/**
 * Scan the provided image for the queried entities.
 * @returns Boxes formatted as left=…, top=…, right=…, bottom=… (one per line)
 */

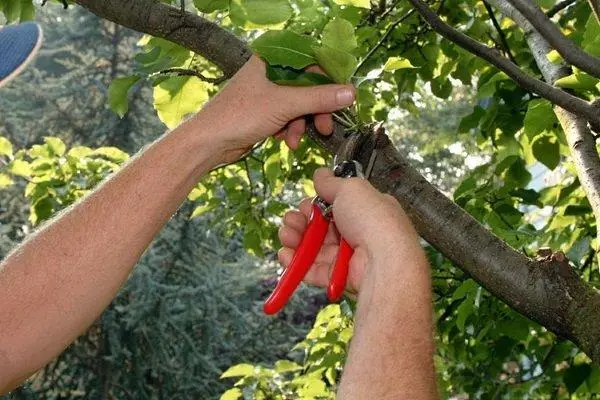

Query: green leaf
left=383, top=56, right=417, bottom=71
left=0, top=173, right=14, bottom=188
left=252, top=30, right=318, bottom=69
left=193, top=0, right=228, bottom=12
left=564, top=364, right=591, bottom=394
left=274, top=360, right=301, bottom=373
left=456, top=299, right=474, bottom=332
left=220, top=363, right=255, bottom=379
left=153, top=76, right=209, bottom=129
left=532, top=134, right=560, bottom=170
left=546, top=49, right=563, bottom=64
left=523, top=99, right=557, bottom=139
left=230, top=0, right=293, bottom=29
left=313, top=45, right=357, bottom=84
left=8, top=159, right=31, bottom=177
left=0, top=136, right=13, bottom=158
left=431, top=76, right=452, bottom=99
left=332, top=0, right=371, bottom=8
left=321, top=18, right=357, bottom=53
left=555, top=70, right=599, bottom=90
left=220, top=388, right=242, bottom=400
left=45, top=137, right=66, bottom=157
left=191, top=204, right=214, bottom=218
left=109, top=76, right=141, bottom=118
left=93, top=147, right=129, bottom=163
left=583, top=14, right=600, bottom=57
left=266, top=65, right=334, bottom=86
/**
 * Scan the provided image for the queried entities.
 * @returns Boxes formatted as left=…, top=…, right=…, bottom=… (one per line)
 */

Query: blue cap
left=0, top=22, right=43, bottom=89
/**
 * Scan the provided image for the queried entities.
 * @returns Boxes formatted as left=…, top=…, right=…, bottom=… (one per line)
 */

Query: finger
left=274, top=130, right=285, bottom=140
left=306, top=65, right=325, bottom=75
left=312, top=168, right=346, bottom=204
left=278, top=247, right=295, bottom=268
left=285, top=118, right=306, bottom=149
left=314, top=114, right=334, bottom=135
left=279, top=226, right=303, bottom=249
left=283, top=210, right=308, bottom=232
left=280, top=85, right=355, bottom=119
left=298, top=198, right=313, bottom=218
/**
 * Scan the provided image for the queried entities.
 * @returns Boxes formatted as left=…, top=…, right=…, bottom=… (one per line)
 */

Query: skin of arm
left=0, top=56, right=355, bottom=394
left=279, top=169, right=438, bottom=399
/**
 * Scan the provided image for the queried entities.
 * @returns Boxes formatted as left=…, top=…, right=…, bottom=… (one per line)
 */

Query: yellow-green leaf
left=384, top=56, right=417, bottom=71
left=332, top=0, right=371, bottom=8
left=153, top=76, right=210, bottom=129
left=8, top=159, right=31, bottom=177
left=45, top=137, right=66, bottom=157
left=322, top=18, right=357, bottom=53
left=0, top=136, right=13, bottom=158
left=220, top=363, right=255, bottom=379
left=109, top=76, right=141, bottom=118
left=220, top=388, right=242, bottom=400
left=0, top=173, right=14, bottom=188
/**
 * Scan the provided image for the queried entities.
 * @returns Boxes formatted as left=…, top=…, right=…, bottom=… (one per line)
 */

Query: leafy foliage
left=3, top=0, right=600, bottom=398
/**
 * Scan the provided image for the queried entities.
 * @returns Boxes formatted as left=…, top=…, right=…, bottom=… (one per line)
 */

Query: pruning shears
left=263, top=145, right=378, bottom=315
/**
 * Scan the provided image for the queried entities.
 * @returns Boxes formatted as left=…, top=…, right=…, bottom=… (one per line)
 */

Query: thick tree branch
left=505, top=0, right=600, bottom=78
left=73, top=0, right=600, bottom=362
left=71, top=0, right=251, bottom=78
left=405, top=0, right=600, bottom=129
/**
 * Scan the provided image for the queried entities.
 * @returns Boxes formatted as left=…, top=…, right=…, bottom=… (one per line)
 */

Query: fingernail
left=336, top=88, right=355, bottom=107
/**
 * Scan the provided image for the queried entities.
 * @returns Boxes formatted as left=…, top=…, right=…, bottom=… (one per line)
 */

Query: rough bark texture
left=74, top=0, right=600, bottom=362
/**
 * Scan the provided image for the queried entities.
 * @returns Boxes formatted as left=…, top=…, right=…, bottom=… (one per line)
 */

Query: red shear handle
left=263, top=202, right=329, bottom=315
left=327, top=238, right=353, bottom=302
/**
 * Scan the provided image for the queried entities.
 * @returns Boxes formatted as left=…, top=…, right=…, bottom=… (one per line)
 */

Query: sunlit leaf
left=109, top=76, right=141, bottom=118
left=153, top=76, right=210, bottom=129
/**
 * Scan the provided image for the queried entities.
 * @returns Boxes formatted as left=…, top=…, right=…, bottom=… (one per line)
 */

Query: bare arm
left=279, top=169, right=437, bottom=399
left=0, top=57, right=355, bottom=393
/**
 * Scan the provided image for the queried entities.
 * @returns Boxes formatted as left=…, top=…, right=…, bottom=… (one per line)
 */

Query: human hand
left=196, top=56, right=355, bottom=163
left=277, top=168, right=423, bottom=295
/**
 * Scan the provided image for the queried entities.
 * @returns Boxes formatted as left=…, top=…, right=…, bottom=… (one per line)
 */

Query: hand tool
left=263, top=149, right=377, bottom=315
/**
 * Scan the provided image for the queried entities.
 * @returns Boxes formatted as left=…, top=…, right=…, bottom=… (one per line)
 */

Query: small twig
left=546, top=0, right=577, bottom=17
left=157, top=68, right=227, bottom=84
left=243, top=158, right=255, bottom=200
left=483, top=0, right=519, bottom=65
left=354, top=9, right=417, bottom=75
left=180, top=0, right=185, bottom=12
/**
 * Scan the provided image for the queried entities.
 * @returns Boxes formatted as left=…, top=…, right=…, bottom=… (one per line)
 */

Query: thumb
left=313, top=168, right=346, bottom=204
left=282, top=84, right=355, bottom=119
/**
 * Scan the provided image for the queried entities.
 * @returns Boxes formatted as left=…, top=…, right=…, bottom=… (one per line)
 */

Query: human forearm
left=338, top=240, right=437, bottom=399
left=0, top=114, right=221, bottom=391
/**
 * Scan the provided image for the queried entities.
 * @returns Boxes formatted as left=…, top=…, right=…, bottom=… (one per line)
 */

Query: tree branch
left=72, top=0, right=251, bottom=78
left=157, top=68, right=227, bottom=84
left=483, top=0, right=518, bottom=65
left=505, top=0, right=600, bottom=78
left=405, top=0, right=600, bottom=129
left=355, top=9, right=417, bottom=74
left=72, top=0, right=600, bottom=362
left=546, top=0, right=577, bottom=17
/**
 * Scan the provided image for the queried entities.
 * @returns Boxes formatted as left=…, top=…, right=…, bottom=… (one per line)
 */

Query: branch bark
left=404, top=0, right=600, bottom=131
left=72, top=0, right=251, bottom=79
left=73, top=0, right=600, bottom=362
left=488, top=0, right=600, bottom=274
left=505, top=0, right=600, bottom=78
